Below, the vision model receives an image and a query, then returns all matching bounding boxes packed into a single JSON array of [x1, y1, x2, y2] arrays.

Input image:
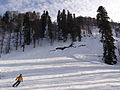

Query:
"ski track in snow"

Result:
[[1, 30, 120, 90]]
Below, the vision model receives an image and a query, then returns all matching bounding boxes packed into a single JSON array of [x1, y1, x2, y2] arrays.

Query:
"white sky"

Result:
[[0, 0, 120, 22]]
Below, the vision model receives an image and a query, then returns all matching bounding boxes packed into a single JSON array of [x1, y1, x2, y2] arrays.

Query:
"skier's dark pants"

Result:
[[12, 81, 21, 87]]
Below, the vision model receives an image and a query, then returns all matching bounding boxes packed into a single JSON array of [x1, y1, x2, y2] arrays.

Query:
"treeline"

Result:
[[0, 9, 119, 57], [0, 9, 97, 56]]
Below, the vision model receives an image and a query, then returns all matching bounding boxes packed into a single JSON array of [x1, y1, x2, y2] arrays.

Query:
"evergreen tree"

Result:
[[97, 6, 117, 65], [48, 16, 53, 45], [41, 11, 47, 38], [32, 19, 41, 48], [23, 12, 31, 45], [67, 11, 74, 41], [13, 14, 23, 50], [2, 11, 10, 24], [57, 10, 62, 40], [61, 9, 67, 42]]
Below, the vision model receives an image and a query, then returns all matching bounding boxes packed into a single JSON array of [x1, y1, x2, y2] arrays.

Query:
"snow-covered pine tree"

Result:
[[96, 6, 117, 65]]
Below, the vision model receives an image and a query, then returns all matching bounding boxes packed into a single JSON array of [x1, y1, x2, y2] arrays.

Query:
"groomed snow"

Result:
[[1, 29, 120, 90]]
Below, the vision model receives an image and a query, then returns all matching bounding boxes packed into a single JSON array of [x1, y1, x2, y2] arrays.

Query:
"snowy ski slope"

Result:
[[1, 29, 120, 90]]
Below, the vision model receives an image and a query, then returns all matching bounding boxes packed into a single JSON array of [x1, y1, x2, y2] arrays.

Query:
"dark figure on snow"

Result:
[[12, 74, 23, 87]]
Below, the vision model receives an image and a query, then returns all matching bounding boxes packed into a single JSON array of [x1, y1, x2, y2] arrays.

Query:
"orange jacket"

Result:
[[16, 76, 23, 82]]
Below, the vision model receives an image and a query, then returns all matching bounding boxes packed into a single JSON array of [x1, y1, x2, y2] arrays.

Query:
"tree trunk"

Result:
[[0, 35, 5, 57]]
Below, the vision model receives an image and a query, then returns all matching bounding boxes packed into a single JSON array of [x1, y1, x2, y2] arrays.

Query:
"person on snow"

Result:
[[12, 74, 23, 87]]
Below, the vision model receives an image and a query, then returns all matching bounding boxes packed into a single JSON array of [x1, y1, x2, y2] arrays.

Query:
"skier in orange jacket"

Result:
[[12, 74, 23, 87]]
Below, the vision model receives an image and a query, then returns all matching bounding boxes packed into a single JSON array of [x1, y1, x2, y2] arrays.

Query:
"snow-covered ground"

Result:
[[1, 29, 120, 90]]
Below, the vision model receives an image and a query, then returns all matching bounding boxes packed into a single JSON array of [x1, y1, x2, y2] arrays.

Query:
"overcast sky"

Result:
[[0, 0, 120, 22]]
